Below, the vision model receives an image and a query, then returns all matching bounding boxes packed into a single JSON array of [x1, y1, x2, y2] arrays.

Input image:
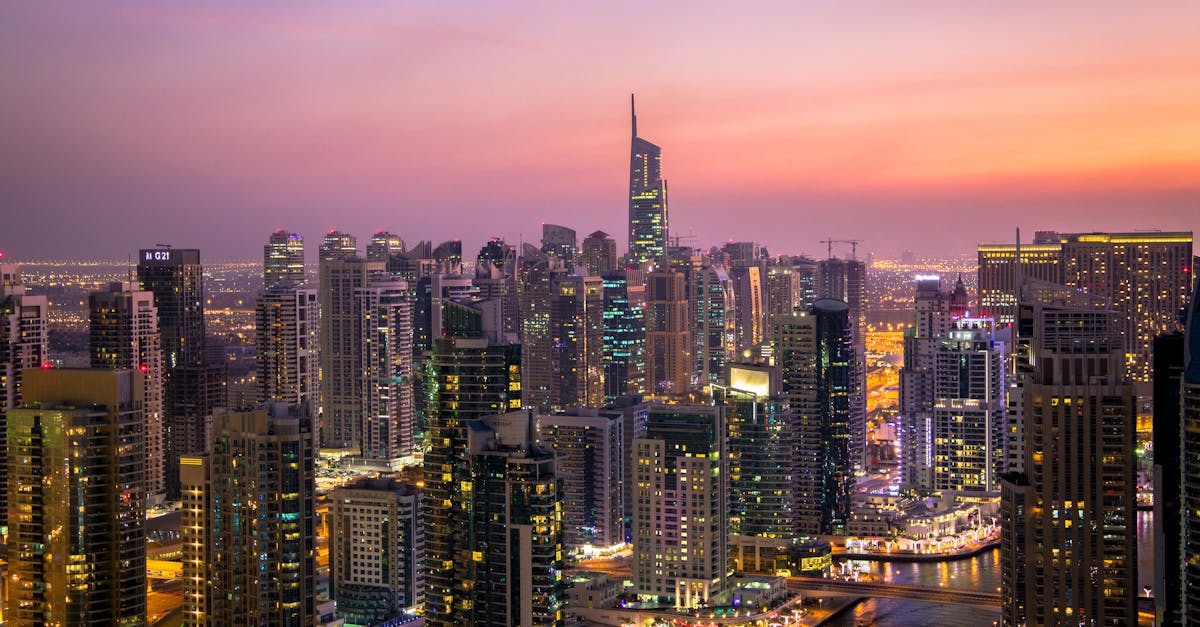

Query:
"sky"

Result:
[[2, 2, 1199, 262]]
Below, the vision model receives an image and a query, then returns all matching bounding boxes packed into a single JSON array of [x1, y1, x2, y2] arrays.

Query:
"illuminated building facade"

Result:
[[542, 223, 578, 263], [89, 281, 165, 502], [1181, 280, 1200, 623], [817, 257, 867, 467], [366, 230, 405, 262], [463, 410, 565, 626], [628, 95, 668, 267], [581, 230, 618, 275], [538, 408, 624, 552], [694, 264, 735, 385], [931, 318, 1005, 492], [716, 364, 796, 537], [320, 229, 358, 262], [318, 250, 385, 448], [254, 286, 319, 407], [549, 273, 605, 408], [0, 263, 49, 530], [633, 405, 729, 608], [730, 264, 765, 356], [423, 322, 523, 627], [519, 245, 567, 411], [645, 269, 691, 396], [329, 477, 423, 625], [264, 228, 305, 290], [1000, 281, 1136, 626], [774, 301, 853, 535], [181, 403, 317, 627], [899, 275, 959, 492], [356, 277, 414, 462], [601, 269, 647, 403], [9, 369, 146, 627], [977, 242, 1061, 325]]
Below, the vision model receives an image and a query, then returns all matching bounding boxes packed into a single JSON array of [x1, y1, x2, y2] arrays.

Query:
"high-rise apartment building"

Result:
[[774, 301, 853, 535], [978, 231, 1192, 382], [1000, 281, 1136, 626], [817, 257, 867, 467], [730, 265, 765, 356], [138, 248, 205, 369], [329, 477, 424, 625], [320, 229, 358, 262], [931, 318, 1005, 492], [8, 369, 146, 626], [462, 409, 565, 626], [138, 248, 225, 498], [717, 363, 796, 537], [181, 403, 317, 627], [645, 269, 691, 396], [89, 281, 165, 502], [694, 265, 735, 385], [601, 270, 647, 403], [582, 230, 618, 275], [264, 229, 305, 290], [367, 230, 405, 262], [549, 273, 605, 408], [542, 223, 578, 263], [318, 250, 384, 448], [255, 287, 319, 407], [0, 263, 49, 529], [1153, 330, 1185, 626], [628, 95, 668, 267], [519, 245, 567, 411], [423, 322, 523, 627], [633, 405, 729, 607], [356, 277, 414, 463], [538, 408, 624, 552], [1180, 280, 1200, 623], [899, 275, 958, 492]]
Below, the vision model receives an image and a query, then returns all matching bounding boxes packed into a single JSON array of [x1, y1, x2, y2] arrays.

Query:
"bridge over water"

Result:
[[787, 576, 1001, 607]]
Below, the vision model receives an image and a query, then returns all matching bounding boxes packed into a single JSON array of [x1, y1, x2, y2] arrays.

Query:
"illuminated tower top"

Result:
[[628, 94, 668, 267]]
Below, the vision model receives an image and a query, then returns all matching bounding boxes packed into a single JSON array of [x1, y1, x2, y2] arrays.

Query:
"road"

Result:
[[786, 576, 1001, 607], [148, 578, 183, 625]]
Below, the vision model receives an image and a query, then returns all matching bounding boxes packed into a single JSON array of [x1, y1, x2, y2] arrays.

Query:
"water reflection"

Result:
[[826, 509, 1154, 625]]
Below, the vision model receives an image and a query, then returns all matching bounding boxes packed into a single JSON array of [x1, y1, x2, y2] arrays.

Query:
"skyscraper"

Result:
[[931, 317, 1005, 492], [138, 248, 225, 498], [8, 368, 146, 626], [601, 269, 647, 402], [367, 230, 405, 262], [774, 301, 853, 535], [581, 230, 618, 275], [254, 286, 319, 407], [89, 281, 165, 502], [422, 309, 523, 626], [462, 410, 565, 626], [645, 268, 691, 396], [899, 275, 957, 493], [138, 248, 205, 369], [542, 223, 578, 263], [549, 273, 605, 408], [1153, 330, 1185, 626], [356, 276, 414, 463], [320, 229, 358, 262], [0, 263, 49, 530], [977, 241, 1062, 325], [318, 249, 384, 448], [538, 408, 624, 552], [628, 95, 668, 267], [182, 403, 317, 626], [633, 405, 729, 607], [817, 257, 867, 467], [1180, 279, 1200, 623], [717, 363, 796, 537], [1000, 280, 1136, 626], [519, 244, 568, 411], [264, 229, 305, 290], [730, 264, 765, 356], [329, 477, 424, 625], [694, 264, 735, 385]]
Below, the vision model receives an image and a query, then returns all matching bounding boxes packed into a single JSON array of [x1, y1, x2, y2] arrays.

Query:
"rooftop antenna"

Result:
[[631, 93, 637, 138]]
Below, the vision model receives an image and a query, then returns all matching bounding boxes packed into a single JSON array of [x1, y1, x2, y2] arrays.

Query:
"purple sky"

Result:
[[2, 2, 1198, 262]]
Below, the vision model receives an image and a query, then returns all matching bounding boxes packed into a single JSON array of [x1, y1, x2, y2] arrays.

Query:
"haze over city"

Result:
[[3, 1, 1200, 261]]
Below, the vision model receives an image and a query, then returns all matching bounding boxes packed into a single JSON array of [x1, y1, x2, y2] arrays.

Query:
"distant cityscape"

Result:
[[0, 95, 1196, 627]]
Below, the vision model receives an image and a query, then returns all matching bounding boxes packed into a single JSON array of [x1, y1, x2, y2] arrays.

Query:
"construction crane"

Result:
[[819, 238, 862, 260]]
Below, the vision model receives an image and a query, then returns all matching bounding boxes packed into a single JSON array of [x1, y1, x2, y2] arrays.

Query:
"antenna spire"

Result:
[[631, 93, 637, 138]]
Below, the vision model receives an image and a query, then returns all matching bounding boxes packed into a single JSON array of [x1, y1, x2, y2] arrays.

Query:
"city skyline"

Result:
[[3, 3, 1200, 261]]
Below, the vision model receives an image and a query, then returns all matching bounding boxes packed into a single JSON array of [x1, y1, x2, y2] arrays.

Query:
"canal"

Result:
[[825, 510, 1154, 626]]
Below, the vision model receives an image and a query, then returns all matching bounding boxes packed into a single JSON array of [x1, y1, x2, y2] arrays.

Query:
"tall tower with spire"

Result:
[[628, 94, 669, 267]]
